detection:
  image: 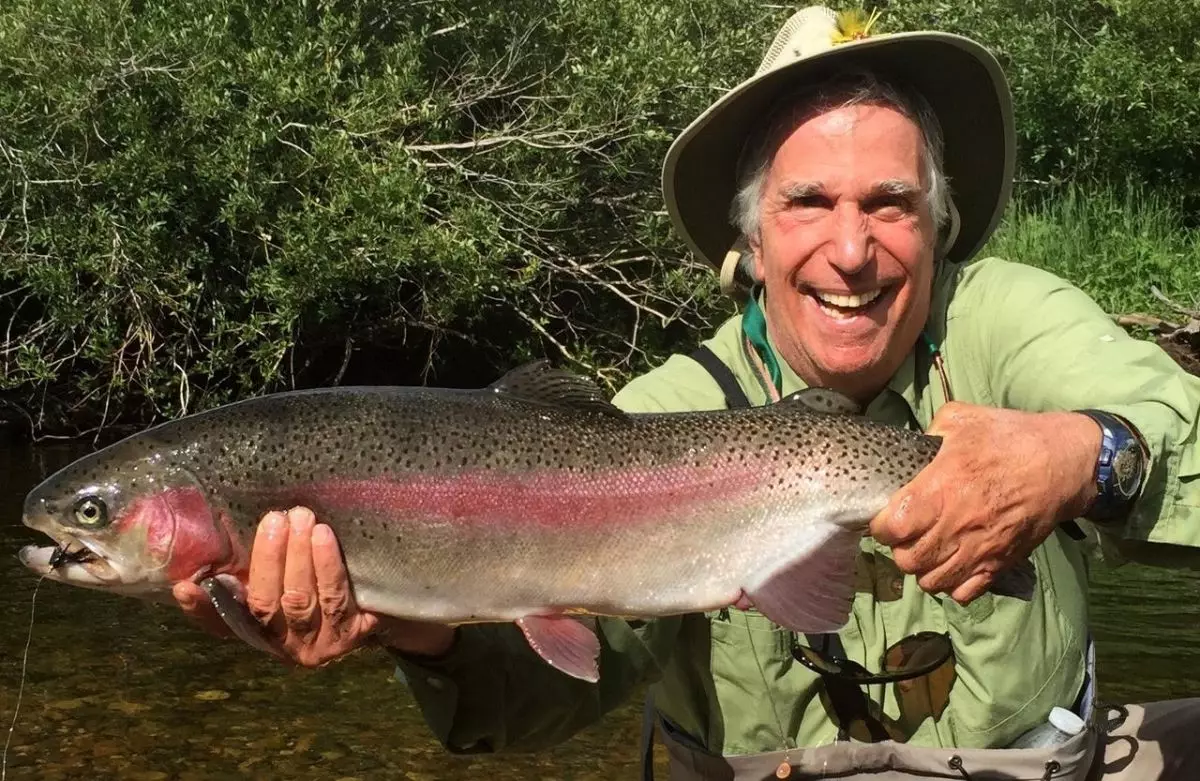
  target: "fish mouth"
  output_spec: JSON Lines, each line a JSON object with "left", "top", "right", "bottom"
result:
{"left": 19, "top": 536, "right": 123, "bottom": 587}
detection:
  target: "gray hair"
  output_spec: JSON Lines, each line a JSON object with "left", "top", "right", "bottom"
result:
{"left": 730, "top": 71, "right": 951, "bottom": 253}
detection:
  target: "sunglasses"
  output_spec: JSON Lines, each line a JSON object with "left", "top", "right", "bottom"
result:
{"left": 792, "top": 631, "right": 954, "bottom": 685}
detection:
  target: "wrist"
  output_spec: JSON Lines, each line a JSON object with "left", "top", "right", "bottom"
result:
{"left": 1068, "top": 412, "right": 1103, "bottom": 515}
{"left": 1045, "top": 411, "right": 1103, "bottom": 520}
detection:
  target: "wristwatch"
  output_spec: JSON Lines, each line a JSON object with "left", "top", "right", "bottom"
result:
{"left": 1076, "top": 409, "right": 1148, "bottom": 524}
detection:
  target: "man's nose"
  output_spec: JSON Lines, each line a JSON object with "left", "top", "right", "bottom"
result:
{"left": 830, "top": 206, "right": 870, "bottom": 274}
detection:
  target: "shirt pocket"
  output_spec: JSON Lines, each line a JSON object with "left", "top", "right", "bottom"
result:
{"left": 940, "top": 545, "right": 1087, "bottom": 748}
{"left": 707, "top": 609, "right": 817, "bottom": 754}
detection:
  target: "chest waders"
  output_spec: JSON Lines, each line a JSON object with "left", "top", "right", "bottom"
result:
{"left": 638, "top": 340, "right": 1104, "bottom": 781}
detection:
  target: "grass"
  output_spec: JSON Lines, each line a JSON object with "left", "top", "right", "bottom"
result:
{"left": 981, "top": 183, "right": 1200, "bottom": 318}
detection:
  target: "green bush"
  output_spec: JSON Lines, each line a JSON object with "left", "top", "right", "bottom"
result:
{"left": 0, "top": 0, "right": 1196, "bottom": 436}
{"left": 0, "top": 0, "right": 766, "bottom": 434}
{"left": 884, "top": 0, "right": 1200, "bottom": 199}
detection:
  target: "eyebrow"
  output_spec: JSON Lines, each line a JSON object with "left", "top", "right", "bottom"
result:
{"left": 778, "top": 179, "right": 922, "bottom": 199}
{"left": 876, "top": 179, "right": 922, "bottom": 198}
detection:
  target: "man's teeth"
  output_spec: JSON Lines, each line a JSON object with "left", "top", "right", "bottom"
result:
{"left": 814, "top": 289, "right": 883, "bottom": 309}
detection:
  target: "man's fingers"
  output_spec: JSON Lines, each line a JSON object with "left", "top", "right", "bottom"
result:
{"left": 950, "top": 573, "right": 993, "bottom": 605}
{"left": 312, "top": 523, "right": 357, "bottom": 629}
{"left": 246, "top": 512, "right": 289, "bottom": 625}
{"left": 891, "top": 528, "right": 955, "bottom": 578}
{"left": 173, "top": 580, "right": 234, "bottom": 639}
{"left": 915, "top": 548, "right": 969, "bottom": 596}
{"left": 280, "top": 507, "right": 319, "bottom": 637}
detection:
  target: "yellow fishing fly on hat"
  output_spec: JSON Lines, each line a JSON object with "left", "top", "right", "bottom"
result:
{"left": 661, "top": 5, "right": 1015, "bottom": 291}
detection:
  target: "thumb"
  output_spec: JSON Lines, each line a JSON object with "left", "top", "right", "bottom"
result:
{"left": 869, "top": 487, "right": 915, "bottom": 545}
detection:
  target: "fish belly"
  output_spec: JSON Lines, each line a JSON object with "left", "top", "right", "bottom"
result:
{"left": 333, "top": 483, "right": 880, "bottom": 626}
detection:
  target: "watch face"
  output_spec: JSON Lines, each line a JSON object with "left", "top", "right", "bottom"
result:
{"left": 1111, "top": 441, "right": 1145, "bottom": 498}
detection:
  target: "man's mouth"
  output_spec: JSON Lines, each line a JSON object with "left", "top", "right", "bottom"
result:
{"left": 809, "top": 287, "right": 888, "bottom": 319}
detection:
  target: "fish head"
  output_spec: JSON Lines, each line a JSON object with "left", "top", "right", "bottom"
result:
{"left": 19, "top": 441, "right": 231, "bottom": 597}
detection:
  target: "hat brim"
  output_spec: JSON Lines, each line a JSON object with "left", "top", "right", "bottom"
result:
{"left": 662, "top": 32, "right": 1015, "bottom": 268}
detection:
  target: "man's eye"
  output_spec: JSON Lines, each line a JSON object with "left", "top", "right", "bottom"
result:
{"left": 788, "top": 195, "right": 832, "bottom": 209}
{"left": 866, "top": 195, "right": 915, "bottom": 214}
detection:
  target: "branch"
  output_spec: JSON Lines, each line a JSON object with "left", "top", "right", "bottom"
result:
{"left": 1151, "top": 285, "right": 1200, "bottom": 320}
{"left": 1112, "top": 313, "right": 1179, "bottom": 331}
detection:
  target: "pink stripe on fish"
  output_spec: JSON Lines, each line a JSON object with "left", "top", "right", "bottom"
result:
{"left": 291, "top": 464, "right": 766, "bottom": 528}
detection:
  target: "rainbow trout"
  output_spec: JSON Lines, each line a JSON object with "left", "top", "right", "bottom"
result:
{"left": 18, "top": 362, "right": 1033, "bottom": 681}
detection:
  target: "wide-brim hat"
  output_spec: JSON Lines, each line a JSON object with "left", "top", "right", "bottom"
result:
{"left": 662, "top": 6, "right": 1015, "bottom": 282}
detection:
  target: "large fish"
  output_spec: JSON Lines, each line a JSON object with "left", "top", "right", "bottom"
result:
{"left": 17, "top": 362, "right": 1032, "bottom": 681}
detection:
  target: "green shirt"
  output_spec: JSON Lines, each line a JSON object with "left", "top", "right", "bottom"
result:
{"left": 394, "top": 257, "right": 1200, "bottom": 755}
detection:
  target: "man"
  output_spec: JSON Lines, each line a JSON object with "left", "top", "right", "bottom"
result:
{"left": 175, "top": 6, "right": 1200, "bottom": 780}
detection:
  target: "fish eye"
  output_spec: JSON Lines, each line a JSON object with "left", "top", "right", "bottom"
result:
{"left": 73, "top": 496, "right": 109, "bottom": 528}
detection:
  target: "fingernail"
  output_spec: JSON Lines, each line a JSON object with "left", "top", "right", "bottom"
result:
{"left": 261, "top": 512, "right": 286, "bottom": 540}
{"left": 312, "top": 524, "right": 332, "bottom": 545}
{"left": 289, "top": 507, "right": 314, "bottom": 535}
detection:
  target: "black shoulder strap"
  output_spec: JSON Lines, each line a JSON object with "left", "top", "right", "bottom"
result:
{"left": 689, "top": 344, "right": 751, "bottom": 409}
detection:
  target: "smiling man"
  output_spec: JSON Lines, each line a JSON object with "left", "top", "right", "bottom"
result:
{"left": 174, "top": 6, "right": 1200, "bottom": 780}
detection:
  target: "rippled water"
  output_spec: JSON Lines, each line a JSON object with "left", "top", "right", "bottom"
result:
{"left": 2, "top": 443, "right": 1198, "bottom": 779}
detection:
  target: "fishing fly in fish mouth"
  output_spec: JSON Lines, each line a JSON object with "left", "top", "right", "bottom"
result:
{"left": 23, "top": 492, "right": 131, "bottom": 585}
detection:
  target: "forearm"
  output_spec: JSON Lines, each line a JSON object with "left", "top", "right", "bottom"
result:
{"left": 390, "top": 616, "right": 678, "bottom": 753}
{"left": 975, "top": 261, "right": 1200, "bottom": 548}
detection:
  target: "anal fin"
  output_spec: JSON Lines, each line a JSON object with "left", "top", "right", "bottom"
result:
{"left": 746, "top": 526, "right": 859, "bottom": 633}
{"left": 515, "top": 615, "right": 601, "bottom": 683}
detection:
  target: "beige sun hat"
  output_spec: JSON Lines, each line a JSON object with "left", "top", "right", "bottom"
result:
{"left": 661, "top": 6, "right": 1015, "bottom": 291}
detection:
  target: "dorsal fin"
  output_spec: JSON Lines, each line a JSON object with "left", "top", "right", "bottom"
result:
{"left": 486, "top": 361, "right": 626, "bottom": 418}
{"left": 781, "top": 388, "right": 862, "bottom": 415}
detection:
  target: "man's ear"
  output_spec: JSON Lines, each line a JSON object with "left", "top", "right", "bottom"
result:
{"left": 750, "top": 234, "right": 765, "bottom": 282}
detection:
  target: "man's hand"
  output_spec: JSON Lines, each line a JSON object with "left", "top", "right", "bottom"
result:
{"left": 173, "top": 506, "right": 456, "bottom": 667}
{"left": 869, "top": 402, "right": 1101, "bottom": 604}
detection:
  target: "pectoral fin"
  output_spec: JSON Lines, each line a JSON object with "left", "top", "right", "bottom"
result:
{"left": 515, "top": 614, "right": 601, "bottom": 683}
{"left": 746, "top": 524, "right": 859, "bottom": 633}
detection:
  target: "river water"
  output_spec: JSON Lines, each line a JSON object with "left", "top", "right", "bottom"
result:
{"left": 1, "top": 443, "right": 1198, "bottom": 780}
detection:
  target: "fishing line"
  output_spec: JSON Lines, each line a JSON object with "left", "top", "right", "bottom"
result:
{"left": 2, "top": 574, "right": 45, "bottom": 781}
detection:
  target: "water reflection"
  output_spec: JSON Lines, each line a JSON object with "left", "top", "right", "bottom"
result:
{"left": 2, "top": 444, "right": 1198, "bottom": 779}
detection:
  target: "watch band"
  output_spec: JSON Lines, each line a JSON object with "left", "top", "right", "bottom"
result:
{"left": 1075, "top": 409, "right": 1147, "bottom": 524}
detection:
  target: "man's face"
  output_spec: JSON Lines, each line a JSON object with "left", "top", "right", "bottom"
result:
{"left": 751, "top": 102, "right": 937, "bottom": 402}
